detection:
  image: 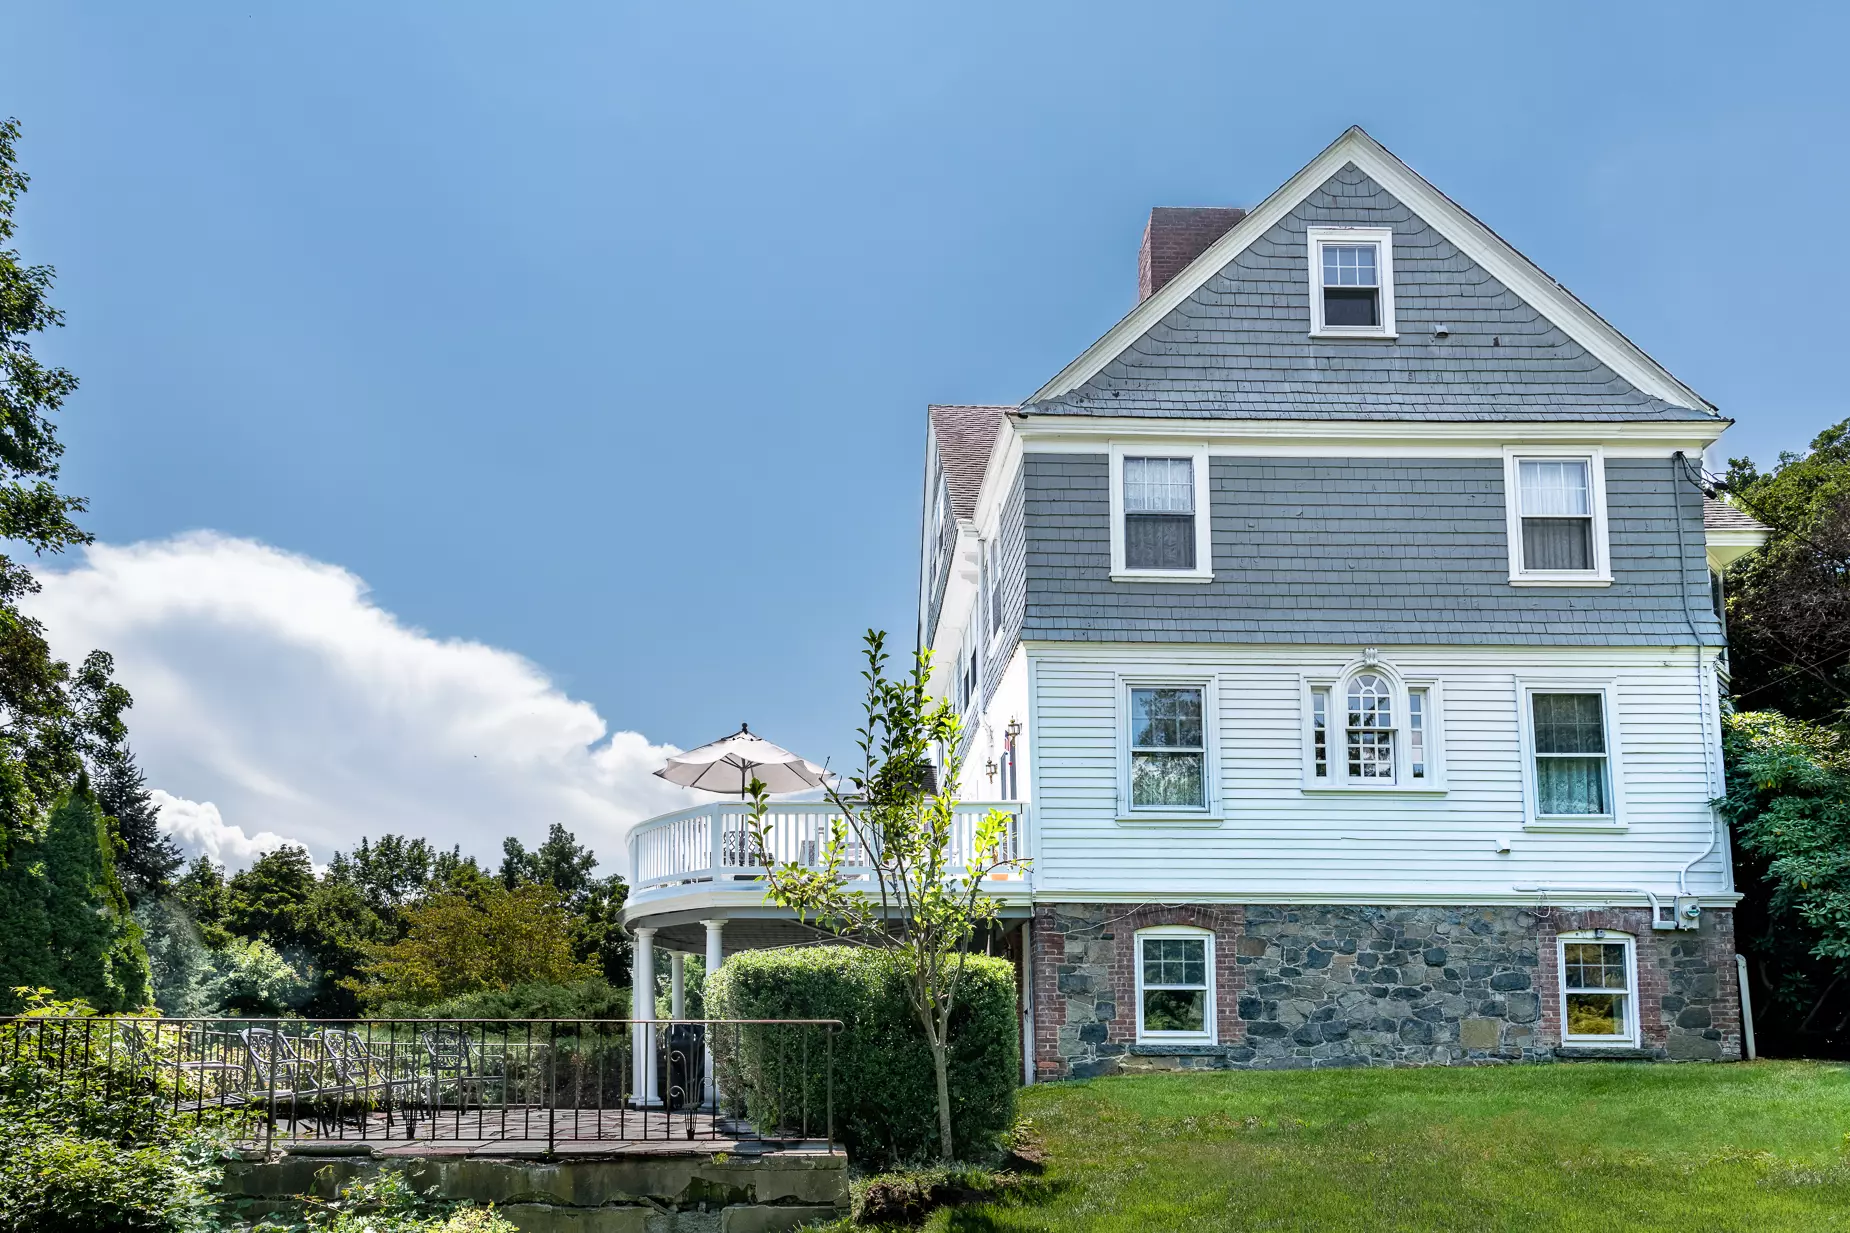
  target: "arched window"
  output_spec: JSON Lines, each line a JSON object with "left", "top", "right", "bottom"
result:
{"left": 1345, "top": 671, "right": 1395, "bottom": 779}
{"left": 1306, "top": 657, "right": 1439, "bottom": 788}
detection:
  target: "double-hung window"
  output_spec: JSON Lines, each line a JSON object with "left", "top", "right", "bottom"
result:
{"left": 1307, "top": 226, "right": 1396, "bottom": 337}
{"left": 1120, "top": 680, "right": 1218, "bottom": 817}
{"left": 1109, "top": 446, "right": 1212, "bottom": 581}
{"left": 1558, "top": 931, "right": 1638, "bottom": 1047}
{"left": 1528, "top": 691, "right": 1612, "bottom": 820}
{"left": 1124, "top": 458, "right": 1196, "bottom": 570}
{"left": 1128, "top": 686, "right": 1207, "bottom": 809}
{"left": 1135, "top": 927, "right": 1215, "bottom": 1043}
{"left": 1505, "top": 451, "right": 1611, "bottom": 584}
{"left": 1305, "top": 662, "right": 1439, "bottom": 789}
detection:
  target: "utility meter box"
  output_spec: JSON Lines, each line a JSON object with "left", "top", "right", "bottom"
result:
{"left": 1675, "top": 896, "right": 1703, "bottom": 931}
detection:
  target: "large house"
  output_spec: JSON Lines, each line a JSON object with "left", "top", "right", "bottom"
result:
{"left": 627, "top": 127, "right": 1768, "bottom": 1080}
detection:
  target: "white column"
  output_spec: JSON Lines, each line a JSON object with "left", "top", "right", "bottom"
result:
{"left": 669, "top": 951, "right": 686, "bottom": 1019}
{"left": 631, "top": 926, "right": 659, "bottom": 1107}
{"left": 702, "top": 919, "right": 725, "bottom": 1111}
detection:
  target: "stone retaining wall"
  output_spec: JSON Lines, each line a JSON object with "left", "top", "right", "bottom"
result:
{"left": 219, "top": 1148, "right": 848, "bottom": 1233}
{"left": 1031, "top": 902, "right": 1741, "bottom": 1078}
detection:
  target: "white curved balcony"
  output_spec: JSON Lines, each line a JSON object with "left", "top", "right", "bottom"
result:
{"left": 624, "top": 800, "right": 1028, "bottom": 922}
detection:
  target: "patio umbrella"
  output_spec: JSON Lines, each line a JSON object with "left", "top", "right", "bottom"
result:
{"left": 654, "top": 723, "right": 831, "bottom": 797}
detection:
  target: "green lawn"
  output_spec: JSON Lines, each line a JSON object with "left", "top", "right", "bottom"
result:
{"left": 924, "top": 1061, "right": 1850, "bottom": 1232}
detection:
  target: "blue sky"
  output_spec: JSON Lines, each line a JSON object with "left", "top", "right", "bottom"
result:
{"left": 6, "top": 2, "right": 1848, "bottom": 865}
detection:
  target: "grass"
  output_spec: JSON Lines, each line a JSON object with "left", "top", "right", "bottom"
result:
{"left": 849, "top": 1061, "right": 1850, "bottom": 1232}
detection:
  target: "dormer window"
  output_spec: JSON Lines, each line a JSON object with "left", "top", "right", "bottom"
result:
{"left": 1307, "top": 227, "right": 1395, "bottom": 337}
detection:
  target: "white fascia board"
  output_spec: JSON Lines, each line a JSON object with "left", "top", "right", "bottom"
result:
{"left": 1013, "top": 889, "right": 1743, "bottom": 908}
{"left": 1010, "top": 415, "right": 1724, "bottom": 457}
{"left": 969, "top": 413, "right": 1023, "bottom": 535}
{"left": 1026, "top": 127, "right": 1718, "bottom": 417}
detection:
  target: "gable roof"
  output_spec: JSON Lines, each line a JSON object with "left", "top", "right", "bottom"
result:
{"left": 927, "top": 405, "right": 1009, "bottom": 521}
{"left": 1027, "top": 127, "right": 1716, "bottom": 418}
{"left": 1703, "top": 497, "right": 1769, "bottom": 534}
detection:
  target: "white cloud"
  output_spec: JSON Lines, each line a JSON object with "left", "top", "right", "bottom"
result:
{"left": 25, "top": 533, "right": 693, "bottom": 872}
{"left": 150, "top": 788, "right": 294, "bottom": 868}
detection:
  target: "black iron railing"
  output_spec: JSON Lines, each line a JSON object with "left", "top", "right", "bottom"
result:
{"left": 0, "top": 1016, "right": 839, "bottom": 1152}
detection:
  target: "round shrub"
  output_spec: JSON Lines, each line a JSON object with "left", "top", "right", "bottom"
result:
{"left": 706, "top": 946, "right": 1018, "bottom": 1165}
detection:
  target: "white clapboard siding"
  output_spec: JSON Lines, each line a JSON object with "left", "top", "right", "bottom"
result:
{"left": 1024, "top": 642, "right": 1727, "bottom": 902}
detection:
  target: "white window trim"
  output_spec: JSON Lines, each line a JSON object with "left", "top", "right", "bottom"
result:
{"left": 1306, "top": 226, "right": 1397, "bottom": 339}
{"left": 1516, "top": 679, "right": 1626, "bottom": 830}
{"left": 1557, "top": 929, "right": 1640, "bottom": 1049}
{"left": 1108, "top": 444, "right": 1214, "bottom": 583}
{"left": 1116, "top": 674, "right": 1222, "bottom": 822}
{"left": 1134, "top": 925, "right": 1218, "bottom": 1045}
{"left": 1503, "top": 447, "right": 1613, "bottom": 586}
{"left": 1299, "top": 660, "right": 1446, "bottom": 794}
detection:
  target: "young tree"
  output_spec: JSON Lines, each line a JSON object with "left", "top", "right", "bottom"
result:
{"left": 748, "top": 631, "right": 1023, "bottom": 1160}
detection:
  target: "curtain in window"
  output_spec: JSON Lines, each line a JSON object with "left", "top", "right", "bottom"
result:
{"left": 1533, "top": 693, "right": 1608, "bottom": 814}
{"left": 1518, "top": 460, "right": 1591, "bottom": 515}
{"left": 1518, "top": 459, "right": 1593, "bottom": 570}
{"left": 1522, "top": 518, "right": 1593, "bottom": 570}
{"left": 1125, "top": 458, "right": 1196, "bottom": 570}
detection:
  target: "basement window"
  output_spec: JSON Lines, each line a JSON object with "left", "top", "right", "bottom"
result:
{"left": 1307, "top": 227, "right": 1396, "bottom": 337}
{"left": 1135, "top": 927, "right": 1216, "bottom": 1044}
{"left": 1558, "top": 931, "right": 1638, "bottom": 1047}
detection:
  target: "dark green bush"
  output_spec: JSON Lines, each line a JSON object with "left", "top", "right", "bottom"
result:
{"left": 706, "top": 946, "right": 1018, "bottom": 1165}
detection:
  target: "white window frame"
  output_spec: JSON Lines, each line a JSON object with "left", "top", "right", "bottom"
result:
{"left": 1503, "top": 447, "right": 1613, "bottom": 586}
{"left": 1557, "top": 930, "right": 1640, "bottom": 1049}
{"left": 1516, "top": 679, "right": 1625, "bottom": 830}
{"left": 1108, "top": 444, "right": 1214, "bottom": 583}
{"left": 1306, "top": 226, "right": 1397, "bottom": 338}
{"left": 1134, "top": 925, "right": 1217, "bottom": 1045}
{"left": 1117, "top": 674, "right": 1221, "bottom": 822}
{"left": 1299, "top": 659, "right": 1445, "bottom": 793}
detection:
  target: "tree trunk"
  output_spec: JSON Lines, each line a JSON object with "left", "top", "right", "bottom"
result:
{"left": 930, "top": 1034, "right": 954, "bottom": 1160}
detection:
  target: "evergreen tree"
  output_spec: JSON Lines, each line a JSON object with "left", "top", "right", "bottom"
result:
{"left": 37, "top": 780, "right": 149, "bottom": 1011}
{"left": 94, "top": 748, "right": 180, "bottom": 903}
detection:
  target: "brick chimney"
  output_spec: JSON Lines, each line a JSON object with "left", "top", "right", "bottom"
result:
{"left": 1138, "top": 206, "right": 1246, "bottom": 302}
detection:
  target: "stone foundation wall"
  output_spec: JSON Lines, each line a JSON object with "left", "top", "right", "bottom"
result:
{"left": 1030, "top": 903, "right": 1740, "bottom": 1078}
{"left": 219, "top": 1150, "right": 848, "bottom": 1233}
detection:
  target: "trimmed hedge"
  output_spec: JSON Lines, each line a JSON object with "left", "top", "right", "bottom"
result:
{"left": 706, "top": 946, "right": 1018, "bottom": 1165}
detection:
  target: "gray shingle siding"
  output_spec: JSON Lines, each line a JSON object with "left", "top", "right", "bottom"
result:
{"left": 1033, "top": 163, "right": 1711, "bottom": 422}
{"left": 982, "top": 467, "right": 1027, "bottom": 713}
{"left": 1021, "top": 453, "right": 1722, "bottom": 647}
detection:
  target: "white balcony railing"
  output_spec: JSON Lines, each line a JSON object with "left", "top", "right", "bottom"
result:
{"left": 628, "top": 801, "right": 1025, "bottom": 893}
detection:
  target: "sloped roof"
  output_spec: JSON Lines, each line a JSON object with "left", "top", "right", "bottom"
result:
{"left": 927, "top": 405, "right": 1010, "bottom": 521}
{"left": 1704, "top": 497, "right": 1770, "bottom": 534}
{"left": 1028, "top": 127, "right": 1717, "bottom": 421}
